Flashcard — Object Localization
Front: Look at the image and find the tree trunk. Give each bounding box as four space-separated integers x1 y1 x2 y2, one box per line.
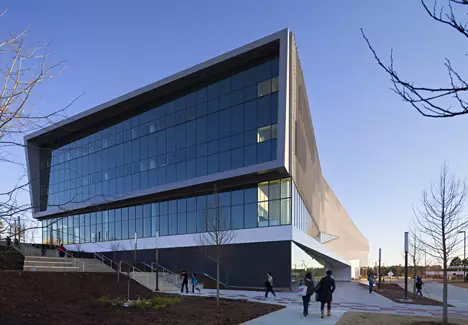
443 258 448 324
216 256 220 306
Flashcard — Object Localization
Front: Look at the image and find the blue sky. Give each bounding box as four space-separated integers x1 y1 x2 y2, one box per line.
2 0 467 265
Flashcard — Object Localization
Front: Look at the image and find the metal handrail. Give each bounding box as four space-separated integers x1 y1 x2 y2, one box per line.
118 260 149 287
149 262 177 275
201 272 227 287
63 249 85 272
94 252 118 271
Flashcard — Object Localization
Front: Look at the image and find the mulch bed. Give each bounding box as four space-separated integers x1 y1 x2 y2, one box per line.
359 283 449 306
0 271 283 325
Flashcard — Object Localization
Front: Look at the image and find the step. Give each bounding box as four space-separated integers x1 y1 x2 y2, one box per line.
25 256 71 262
24 265 80 272
24 261 74 268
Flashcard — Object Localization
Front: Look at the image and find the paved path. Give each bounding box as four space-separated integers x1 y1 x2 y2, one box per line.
395 280 468 309
172 282 468 324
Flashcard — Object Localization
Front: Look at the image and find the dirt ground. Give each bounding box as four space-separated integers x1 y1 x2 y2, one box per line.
0 272 282 325
337 312 468 325
361 283 447 306
448 282 468 289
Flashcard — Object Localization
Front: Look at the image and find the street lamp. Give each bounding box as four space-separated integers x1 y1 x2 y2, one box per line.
459 230 466 284
404 232 409 300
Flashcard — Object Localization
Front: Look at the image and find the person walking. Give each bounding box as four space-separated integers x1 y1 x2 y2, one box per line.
315 270 336 319
41 244 47 257
264 272 276 299
415 276 424 296
180 270 189 294
192 273 201 293
301 272 315 317
368 272 375 294
58 244 66 258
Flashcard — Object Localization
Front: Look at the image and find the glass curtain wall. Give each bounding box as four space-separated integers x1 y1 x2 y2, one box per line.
39 58 280 212
291 242 325 285
42 178 291 245
292 182 319 239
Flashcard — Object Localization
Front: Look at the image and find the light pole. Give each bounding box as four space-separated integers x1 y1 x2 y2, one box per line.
404 232 409 300
155 230 159 291
378 248 382 290
460 230 466 284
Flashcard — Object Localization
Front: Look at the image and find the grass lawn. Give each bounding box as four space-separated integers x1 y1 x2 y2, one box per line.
337 312 468 325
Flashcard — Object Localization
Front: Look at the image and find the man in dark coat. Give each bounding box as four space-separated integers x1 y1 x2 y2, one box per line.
302 272 315 317
180 270 189 293
315 270 336 318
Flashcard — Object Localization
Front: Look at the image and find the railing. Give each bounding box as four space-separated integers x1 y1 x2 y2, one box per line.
93 252 118 271
63 249 85 272
118 260 150 287
200 272 228 288
141 262 179 289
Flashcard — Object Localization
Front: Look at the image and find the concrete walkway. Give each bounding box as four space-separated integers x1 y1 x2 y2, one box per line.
395 280 468 309
243 308 342 325
173 282 468 324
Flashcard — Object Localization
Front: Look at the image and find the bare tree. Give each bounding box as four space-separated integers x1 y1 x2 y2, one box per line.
0 8 70 242
413 164 468 324
195 185 236 306
362 0 468 118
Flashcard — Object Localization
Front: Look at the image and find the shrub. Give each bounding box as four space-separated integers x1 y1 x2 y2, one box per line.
96 296 124 306
97 296 181 310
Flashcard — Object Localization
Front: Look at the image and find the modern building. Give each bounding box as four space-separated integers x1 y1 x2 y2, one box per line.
25 29 368 287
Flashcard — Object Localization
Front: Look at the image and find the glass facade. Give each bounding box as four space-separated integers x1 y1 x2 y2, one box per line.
291 242 325 285
292 182 319 239
42 178 291 245
39 58 280 212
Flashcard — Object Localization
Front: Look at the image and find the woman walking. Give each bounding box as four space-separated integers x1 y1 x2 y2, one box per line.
192 273 201 293
301 272 315 317
264 272 276 299
315 270 336 319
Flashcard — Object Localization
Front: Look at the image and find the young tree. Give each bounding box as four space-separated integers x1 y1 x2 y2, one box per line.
413 164 468 324
362 0 468 118
195 185 236 306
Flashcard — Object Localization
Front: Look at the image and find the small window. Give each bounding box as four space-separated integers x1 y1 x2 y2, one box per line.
257 80 271 97
257 125 272 143
272 124 278 139
271 76 279 93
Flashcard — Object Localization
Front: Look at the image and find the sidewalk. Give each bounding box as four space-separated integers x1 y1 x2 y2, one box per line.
172 282 468 324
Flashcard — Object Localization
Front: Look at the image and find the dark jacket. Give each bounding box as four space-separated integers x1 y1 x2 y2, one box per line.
304 277 315 296
315 275 336 302
416 280 423 290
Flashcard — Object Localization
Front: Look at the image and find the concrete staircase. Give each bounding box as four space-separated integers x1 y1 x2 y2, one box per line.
130 271 180 292
24 256 80 272
23 256 116 273
77 258 116 273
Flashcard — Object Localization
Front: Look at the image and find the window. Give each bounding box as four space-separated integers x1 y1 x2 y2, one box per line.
257 80 271 97
231 205 244 229
281 198 291 225
178 212 187 234
244 203 258 228
269 200 280 226
187 211 196 234
257 125 272 143
271 76 279 93
197 210 206 232
281 178 291 198
160 214 168 236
